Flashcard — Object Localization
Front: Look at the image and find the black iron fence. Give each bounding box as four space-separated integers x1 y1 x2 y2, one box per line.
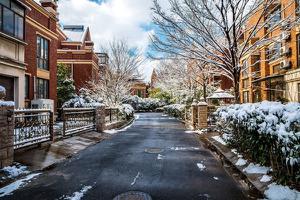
14 109 53 149
105 108 122 123
62 108 96 136
207 105 219 128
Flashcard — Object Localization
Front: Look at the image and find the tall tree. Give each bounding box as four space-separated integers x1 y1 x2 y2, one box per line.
88 39 143 106
150 0 298 102
57 64 75 108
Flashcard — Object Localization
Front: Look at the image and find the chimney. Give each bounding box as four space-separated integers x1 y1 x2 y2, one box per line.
40 0 58 17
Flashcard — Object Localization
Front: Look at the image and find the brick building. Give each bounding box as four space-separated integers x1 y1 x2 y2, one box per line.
24 0 58 109
240 0 300 103
0 0 27 108
57 25 99 92
130 79 148 98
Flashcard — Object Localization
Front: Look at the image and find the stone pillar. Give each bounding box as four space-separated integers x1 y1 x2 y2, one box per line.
191 99 198 130
0 105 14 168
95 105 106 132
198 101 208 129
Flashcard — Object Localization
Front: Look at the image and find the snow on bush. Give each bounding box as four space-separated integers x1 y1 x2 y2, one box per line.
63 88 104 108
122 95 166 111
264 183 300 200
216 101 300 185
118 104 134 119
163 104 186 119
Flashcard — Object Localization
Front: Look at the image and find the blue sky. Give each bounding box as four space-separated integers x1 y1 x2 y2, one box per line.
57 0 159 81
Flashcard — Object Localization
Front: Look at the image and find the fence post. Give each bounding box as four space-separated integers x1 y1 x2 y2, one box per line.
62 109 66 137
49 111 54 141
0 104 14 168
109 108 112 123
191 99 198 130
95 105 106 132
198 101 208 129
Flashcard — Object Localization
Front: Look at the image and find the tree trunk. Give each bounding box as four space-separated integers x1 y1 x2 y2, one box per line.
233 75 240 104
203 81 207 102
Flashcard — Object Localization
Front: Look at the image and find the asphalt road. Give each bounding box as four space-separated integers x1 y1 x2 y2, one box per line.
2 113 248 200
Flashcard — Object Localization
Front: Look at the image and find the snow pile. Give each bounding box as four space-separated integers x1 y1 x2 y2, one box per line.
0 173 41 197
1 164 30 178
0 101 14 107
260 175 272 183
264 183 300 200
216 101 300 184
197 163 206 171
118 104 134 119
65 185 92 200
243 163 270 174
123 95 166 111
212 135 227 145
163 104 186 119
235 158 247 166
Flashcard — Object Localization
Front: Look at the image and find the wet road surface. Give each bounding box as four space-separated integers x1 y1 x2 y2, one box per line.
1 113 247 200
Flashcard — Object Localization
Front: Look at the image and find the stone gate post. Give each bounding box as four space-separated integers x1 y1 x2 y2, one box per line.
191 99 198 130
95 105 106 132
197 101 208 129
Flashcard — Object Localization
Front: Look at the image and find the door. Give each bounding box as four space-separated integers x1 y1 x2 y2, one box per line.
0 75 15 101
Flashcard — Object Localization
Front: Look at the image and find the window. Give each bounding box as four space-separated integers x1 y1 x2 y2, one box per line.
242 79 249 89
273 64 280 74
242 60 249 77
25 75 29 99
243 91 249 103
36 78 49 99
0 0 25 40
37 36 49 70
267 43 281 61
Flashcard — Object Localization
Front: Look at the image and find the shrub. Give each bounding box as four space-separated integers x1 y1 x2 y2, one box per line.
216 101 300 185
122 95 166 111
163 104 186 119
118 104 134 119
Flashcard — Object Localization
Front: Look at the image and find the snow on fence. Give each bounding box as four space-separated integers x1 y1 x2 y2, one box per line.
62 108 96 136
14 109 53 149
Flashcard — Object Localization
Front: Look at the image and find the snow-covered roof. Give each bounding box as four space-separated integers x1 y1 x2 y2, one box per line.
207 88 234 99
62 25 88 42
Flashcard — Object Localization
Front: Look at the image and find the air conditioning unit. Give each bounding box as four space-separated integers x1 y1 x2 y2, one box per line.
280 46 291 56
31 99 54 112
280 60 292 70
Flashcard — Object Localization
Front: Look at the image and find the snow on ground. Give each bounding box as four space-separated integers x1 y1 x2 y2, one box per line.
0 101 14 107
0 173 41 197
103 129 119 135
130 172 141 186
197 163 206 171
235 158 247 166
213 177 219 180
170 147 200 151
243 163 270 174
264 183 300 200
104 116 137 135
64 185 93 200
1 164 30 179
211 136 227 145
157 154 164 160
185 129 206 134
260 175 272 183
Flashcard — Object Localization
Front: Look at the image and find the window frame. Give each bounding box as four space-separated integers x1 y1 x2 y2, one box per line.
0 0 25 40
37 35 50 70
36 78 49 99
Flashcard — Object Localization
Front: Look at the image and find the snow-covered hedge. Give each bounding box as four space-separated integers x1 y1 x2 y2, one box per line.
163 104 186 119
122 95 166 111
62 88 103 108
118 104 134 119
216 101 300 184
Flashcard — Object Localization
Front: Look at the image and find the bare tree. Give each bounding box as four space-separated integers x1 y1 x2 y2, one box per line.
150 0 299 102
88 39 143 106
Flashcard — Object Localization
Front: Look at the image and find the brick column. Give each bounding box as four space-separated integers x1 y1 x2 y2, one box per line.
191 99 198 130
95 105 106 132
197 102 208 129
0 105 14 168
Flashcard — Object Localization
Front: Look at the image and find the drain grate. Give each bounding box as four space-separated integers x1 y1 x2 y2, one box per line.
113 191 152 200
144 148 164 154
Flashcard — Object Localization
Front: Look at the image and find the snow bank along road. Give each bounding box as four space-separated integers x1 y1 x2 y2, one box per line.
0 113 247 200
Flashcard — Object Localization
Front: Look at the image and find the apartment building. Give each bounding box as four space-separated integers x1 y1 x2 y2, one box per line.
240 0 300 103
24 0 58 109
0 0 27 107
57 25 100 91
130 79 148 98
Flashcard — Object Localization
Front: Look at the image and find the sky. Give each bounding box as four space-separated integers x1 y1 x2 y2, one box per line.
57 0 162 82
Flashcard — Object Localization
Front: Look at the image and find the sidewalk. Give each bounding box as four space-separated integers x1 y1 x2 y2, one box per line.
14 131 110 171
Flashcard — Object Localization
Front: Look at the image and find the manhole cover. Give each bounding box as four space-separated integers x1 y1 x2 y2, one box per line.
113 191 152 200
144 148 164 154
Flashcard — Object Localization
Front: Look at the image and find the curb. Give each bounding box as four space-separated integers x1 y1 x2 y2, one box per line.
199 134 267 199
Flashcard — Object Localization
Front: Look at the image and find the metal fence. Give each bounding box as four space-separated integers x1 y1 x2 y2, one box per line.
62 108 96 136
208 105 219 128
105 108 122 123
14 109 53 149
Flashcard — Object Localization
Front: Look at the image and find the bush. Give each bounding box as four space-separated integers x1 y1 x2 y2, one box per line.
163 104 186 119
216 101 300 185
63 88 103 108
118 104 134 119
122 95 166 111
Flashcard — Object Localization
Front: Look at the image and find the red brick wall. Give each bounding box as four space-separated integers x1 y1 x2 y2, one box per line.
24 1 58 109
73 64 94 91
220 75 233 90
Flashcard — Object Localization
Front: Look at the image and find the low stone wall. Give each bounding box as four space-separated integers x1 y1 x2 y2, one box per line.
105 117 134 130
0 105 14 168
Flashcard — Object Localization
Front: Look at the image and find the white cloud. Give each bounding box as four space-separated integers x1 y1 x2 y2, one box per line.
57 0 157 81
